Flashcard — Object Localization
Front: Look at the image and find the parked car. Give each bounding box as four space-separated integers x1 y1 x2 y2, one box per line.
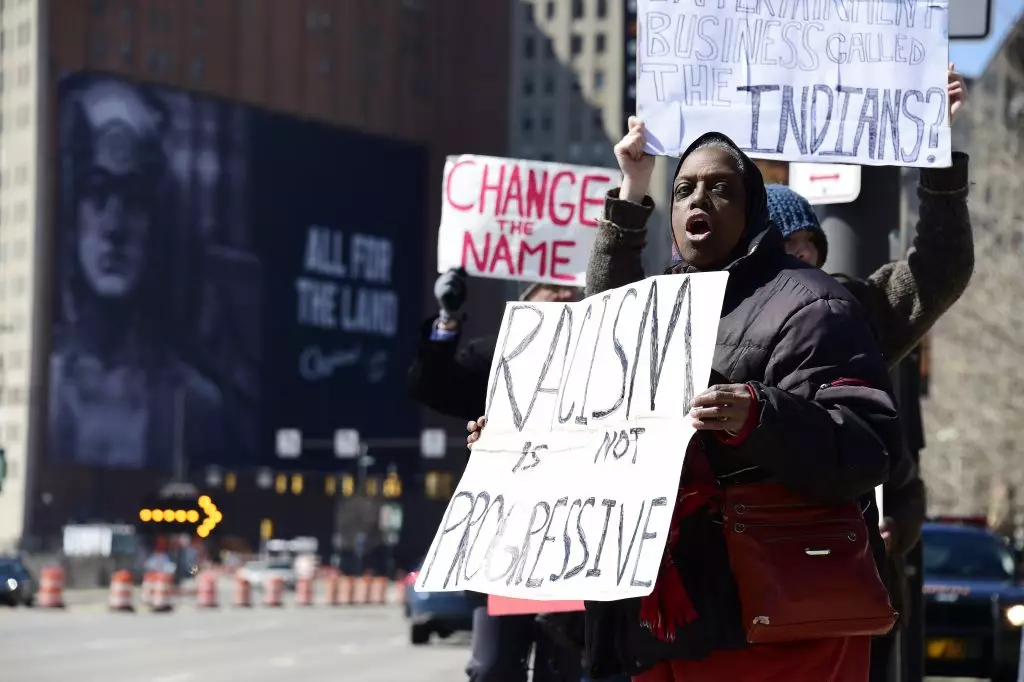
404 558 474 645
238 559 297 591
0 557 34 607
923 519 1023 682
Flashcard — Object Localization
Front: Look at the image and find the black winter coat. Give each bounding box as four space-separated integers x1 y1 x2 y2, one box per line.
583 195 904 678
406 319 495 423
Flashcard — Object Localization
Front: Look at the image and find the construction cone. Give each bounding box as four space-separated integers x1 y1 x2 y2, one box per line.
37 566 66 609
264 576 284 607
196 571 219 608
294 577 313 607
394 570 407 606
149 572 174 613
234 576 252 607
323 572 340 606
352 574 371 605
369 576 387 604
108 570 134 612
337 574 354 605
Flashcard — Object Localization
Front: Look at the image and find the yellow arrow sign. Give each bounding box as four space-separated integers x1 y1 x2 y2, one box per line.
138 495 222 538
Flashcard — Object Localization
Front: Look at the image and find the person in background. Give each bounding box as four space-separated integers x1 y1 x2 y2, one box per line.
407 269 583 682
762 63 969 682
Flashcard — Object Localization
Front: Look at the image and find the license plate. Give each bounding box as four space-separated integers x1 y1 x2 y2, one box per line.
926 637 967 660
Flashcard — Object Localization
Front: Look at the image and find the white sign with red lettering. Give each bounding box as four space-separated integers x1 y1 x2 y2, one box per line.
787 163 862 206
437 155 618 286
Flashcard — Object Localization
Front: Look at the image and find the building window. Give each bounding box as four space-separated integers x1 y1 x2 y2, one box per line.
593 69 605 91
15 105 29 128
89 35 106 61
571 75 581 93
598 0 608 18
524 1 534 21
521 114 534 135
17 63 30 86
573 0 584 19
540 110 552 132
122 4 134 23
190 57 204 82
596 33 606 53
543 74 555 95
571 34 583 56
13 165 27 186
545 38 555 59
147 50 171 73
121 41 134 65
524 36 535 59
593 110 604 131
16 22 30 46
546 1 555 19
306 9 332 30
523 75 534 96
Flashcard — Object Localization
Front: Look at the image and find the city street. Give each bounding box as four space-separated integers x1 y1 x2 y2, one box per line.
0 603 468 682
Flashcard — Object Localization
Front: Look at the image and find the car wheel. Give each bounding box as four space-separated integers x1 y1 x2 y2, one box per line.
410 623 431 645
24 596 34 608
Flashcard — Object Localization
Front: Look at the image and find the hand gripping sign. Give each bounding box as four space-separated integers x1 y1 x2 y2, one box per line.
415 273 729 602
437 155 619 287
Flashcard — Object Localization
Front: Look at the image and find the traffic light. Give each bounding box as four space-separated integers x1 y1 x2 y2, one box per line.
383 472 402 499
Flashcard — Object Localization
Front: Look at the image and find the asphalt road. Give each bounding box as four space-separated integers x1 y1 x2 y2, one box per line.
0 603 469 682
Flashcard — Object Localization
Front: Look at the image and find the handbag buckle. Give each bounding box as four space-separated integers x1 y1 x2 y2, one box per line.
753 616 770 625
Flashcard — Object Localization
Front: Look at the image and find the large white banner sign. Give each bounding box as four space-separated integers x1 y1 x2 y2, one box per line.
637 0 951 168
415 273 729 601
437 155 618 286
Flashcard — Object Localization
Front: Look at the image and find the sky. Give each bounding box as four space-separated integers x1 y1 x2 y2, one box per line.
950 0 1024 77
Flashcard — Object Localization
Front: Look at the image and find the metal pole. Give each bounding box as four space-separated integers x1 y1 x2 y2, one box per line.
817 165 905 682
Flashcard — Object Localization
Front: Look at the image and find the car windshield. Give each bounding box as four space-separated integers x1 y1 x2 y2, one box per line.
923 528 1016 581
0 560 27 578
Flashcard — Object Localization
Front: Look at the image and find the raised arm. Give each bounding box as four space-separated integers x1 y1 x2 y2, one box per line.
839 152 972 367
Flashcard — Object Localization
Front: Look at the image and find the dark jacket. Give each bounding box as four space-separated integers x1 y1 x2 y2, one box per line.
406 319 495 423
582 181 903 675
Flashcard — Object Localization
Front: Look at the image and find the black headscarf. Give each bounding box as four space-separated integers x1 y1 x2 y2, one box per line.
668 132 771 272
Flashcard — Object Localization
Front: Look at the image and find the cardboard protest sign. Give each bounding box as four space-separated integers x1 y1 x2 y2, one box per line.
414 273 729 601
636 0 951 168
437 156 618 286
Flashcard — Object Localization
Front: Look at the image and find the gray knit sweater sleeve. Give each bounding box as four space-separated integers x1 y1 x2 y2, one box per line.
585 188 656 298
838 152 973 368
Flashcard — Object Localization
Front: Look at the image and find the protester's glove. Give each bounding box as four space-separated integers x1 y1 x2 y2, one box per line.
434 267 468 321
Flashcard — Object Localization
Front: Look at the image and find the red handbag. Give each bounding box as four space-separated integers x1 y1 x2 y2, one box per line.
722 482 898 644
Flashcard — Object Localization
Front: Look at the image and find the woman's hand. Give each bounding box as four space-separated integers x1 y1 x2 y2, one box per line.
690 384 753 432
614 116 656 204
466 416 486 450
948 62 967 122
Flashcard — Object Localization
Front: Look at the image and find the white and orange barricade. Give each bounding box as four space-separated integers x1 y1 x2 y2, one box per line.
393 571 408 606
336 574 354 605
368 576 388 605
264 576 284 607
149 572 174 613
196 570 219 608
37 566 66 609
108 570 134 612
294 577 314 607
323 571 340 606
234 576 252 607
352 573 371 605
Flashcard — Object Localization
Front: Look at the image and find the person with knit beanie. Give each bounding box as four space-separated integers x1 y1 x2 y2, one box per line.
766 184 829 267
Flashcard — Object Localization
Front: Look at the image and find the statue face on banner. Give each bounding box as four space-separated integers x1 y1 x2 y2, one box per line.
75 118 155 299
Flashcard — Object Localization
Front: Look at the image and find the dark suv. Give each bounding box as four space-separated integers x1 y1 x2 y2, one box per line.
923 521 1023 682
0 557 34 607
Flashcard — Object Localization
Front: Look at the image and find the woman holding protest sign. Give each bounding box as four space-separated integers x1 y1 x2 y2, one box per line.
470 124 905 681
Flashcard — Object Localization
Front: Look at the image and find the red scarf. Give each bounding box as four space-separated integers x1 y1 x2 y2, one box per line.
639 441 722 642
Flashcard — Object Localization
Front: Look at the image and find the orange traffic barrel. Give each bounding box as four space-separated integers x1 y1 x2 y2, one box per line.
149 572 174 613
37 566 66 609
234 576 252 607
196 571 219 608
369 576 388 604
323 572 340 606
352 574 371 605
264 576 284 607
295 577 314 607
108 570 134 612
